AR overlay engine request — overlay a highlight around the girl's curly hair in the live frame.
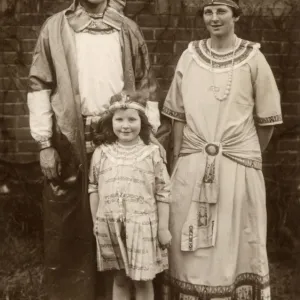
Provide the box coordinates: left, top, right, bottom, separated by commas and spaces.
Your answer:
92, 109, 152, 146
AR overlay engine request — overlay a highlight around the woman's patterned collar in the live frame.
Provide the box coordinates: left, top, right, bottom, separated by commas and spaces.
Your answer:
188, 37, 261, 73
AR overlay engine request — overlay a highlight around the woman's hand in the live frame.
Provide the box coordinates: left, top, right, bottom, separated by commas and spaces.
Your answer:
158, 228, 172, 250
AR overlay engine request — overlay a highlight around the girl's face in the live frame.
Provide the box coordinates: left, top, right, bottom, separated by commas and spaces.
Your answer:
203, 5, 239, 38
112, 109, 141, 146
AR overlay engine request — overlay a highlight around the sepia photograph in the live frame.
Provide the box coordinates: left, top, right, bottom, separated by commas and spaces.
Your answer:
0, 0, 299, 299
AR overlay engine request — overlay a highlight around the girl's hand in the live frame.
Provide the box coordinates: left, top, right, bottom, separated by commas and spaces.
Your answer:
158, 229, 172, 250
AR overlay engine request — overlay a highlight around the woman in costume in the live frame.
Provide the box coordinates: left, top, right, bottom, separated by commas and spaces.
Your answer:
162, 0, 282, 299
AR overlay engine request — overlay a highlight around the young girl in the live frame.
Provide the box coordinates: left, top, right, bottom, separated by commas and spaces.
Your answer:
88, 91, 172, 300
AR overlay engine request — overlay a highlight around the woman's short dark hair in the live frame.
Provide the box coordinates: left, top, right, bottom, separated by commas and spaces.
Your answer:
229, 1, 242, 18
92, 109, 152, 146
201, 0, 242, 18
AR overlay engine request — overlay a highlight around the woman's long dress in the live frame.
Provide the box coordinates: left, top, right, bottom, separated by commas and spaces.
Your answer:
162, 37, 282, 300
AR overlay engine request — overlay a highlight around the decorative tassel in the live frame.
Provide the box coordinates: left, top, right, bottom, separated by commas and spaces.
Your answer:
203, 156, 216, 184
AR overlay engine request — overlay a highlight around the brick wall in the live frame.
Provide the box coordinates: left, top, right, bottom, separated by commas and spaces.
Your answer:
0, 0, 299, 161
0, 0, 300, 194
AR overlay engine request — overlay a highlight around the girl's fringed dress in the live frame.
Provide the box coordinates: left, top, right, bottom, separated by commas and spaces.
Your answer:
88, 139, 169, 281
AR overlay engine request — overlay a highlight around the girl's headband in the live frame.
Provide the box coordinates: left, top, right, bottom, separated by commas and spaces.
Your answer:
203, 0, 240, 9
109, 92, 146, 113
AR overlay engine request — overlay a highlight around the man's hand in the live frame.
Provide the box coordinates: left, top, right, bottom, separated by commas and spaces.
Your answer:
40, 147, 62, 180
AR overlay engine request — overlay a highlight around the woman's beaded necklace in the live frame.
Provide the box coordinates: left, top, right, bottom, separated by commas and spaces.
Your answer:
209, 37, 237, 101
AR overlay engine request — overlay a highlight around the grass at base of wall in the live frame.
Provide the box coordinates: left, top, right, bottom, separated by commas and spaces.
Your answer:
0, 233, 46, 300
0, 231, 297, 300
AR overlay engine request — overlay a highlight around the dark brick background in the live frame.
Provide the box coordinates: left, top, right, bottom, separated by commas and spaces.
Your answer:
0, 0, 300, 164
0, 0, 300, 298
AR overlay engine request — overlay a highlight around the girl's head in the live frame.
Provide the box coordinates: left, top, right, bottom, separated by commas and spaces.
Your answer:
93, 91, 152, 146
202, 0, 241, 38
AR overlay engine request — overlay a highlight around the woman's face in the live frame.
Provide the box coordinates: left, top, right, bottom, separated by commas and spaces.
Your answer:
203, 5, 239, 38
112, 109, 141, 146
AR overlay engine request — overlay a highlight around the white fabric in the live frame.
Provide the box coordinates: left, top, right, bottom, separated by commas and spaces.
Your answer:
28, 90, 53, 142
28, 31, 161, 141
188, 37, 261, 73
145, 101, 160, 133
162, 42, 277, 298
75, 31, 124, 116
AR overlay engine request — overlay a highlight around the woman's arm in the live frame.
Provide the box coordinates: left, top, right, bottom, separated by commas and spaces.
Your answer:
256, 125, 274, 152
171, 120, 185, 172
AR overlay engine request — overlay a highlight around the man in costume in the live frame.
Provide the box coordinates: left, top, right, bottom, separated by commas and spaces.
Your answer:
27, 0, 164, 299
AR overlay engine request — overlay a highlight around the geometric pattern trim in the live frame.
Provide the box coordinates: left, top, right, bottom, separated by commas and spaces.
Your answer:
163, 272, 271, 300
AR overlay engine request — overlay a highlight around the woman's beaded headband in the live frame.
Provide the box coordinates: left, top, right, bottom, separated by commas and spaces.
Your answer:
203, 0, 240, 9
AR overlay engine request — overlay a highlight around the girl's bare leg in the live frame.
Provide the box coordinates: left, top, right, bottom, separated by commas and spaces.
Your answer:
104, 272, 114, 300
112, 271, 131, 300
134, 280, 154, 300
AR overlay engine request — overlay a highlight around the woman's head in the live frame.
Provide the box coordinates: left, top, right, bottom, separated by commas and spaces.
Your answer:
201, 0, 241, 17
202, 0, 241, 38
93, 91, 152, 146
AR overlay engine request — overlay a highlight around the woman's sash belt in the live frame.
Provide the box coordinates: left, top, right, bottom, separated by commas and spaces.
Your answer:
178, 128, 262, 251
